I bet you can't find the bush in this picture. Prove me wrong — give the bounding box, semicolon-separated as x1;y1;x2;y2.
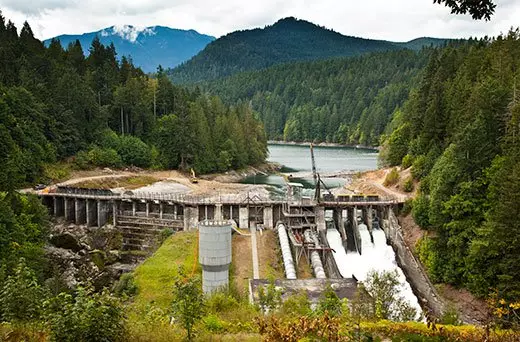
117;136;152;168
402;154;414;169
45;286;126;342
384;168;400;186
401;199;413;216
279;291;311;316
0;259;46;322
203;314;225;333
412;195;430;228
87;147;122;168
402;177;414;192
113;273;138;298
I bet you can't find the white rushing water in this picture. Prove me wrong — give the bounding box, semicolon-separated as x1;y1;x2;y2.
327;224;422;319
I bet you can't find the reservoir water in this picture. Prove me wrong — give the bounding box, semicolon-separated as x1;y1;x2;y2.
242;143;378;192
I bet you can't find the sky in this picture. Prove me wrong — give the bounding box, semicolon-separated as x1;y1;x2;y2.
0;0;518;42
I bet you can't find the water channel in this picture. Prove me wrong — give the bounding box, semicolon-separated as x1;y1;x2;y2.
244;143;422;319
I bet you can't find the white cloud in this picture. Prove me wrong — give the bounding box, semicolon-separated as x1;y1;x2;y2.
0;0;518;41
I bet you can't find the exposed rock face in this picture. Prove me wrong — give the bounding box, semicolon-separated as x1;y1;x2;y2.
46;218;142;290
50;232;82;252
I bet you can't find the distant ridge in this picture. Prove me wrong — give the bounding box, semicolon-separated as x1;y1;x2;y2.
45;25;215;73
169;17;450;83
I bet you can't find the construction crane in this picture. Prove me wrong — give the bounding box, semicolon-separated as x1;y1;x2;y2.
309;144;334;202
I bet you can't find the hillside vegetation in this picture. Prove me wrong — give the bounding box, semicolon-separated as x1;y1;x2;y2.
381;30;520;321
0;14;267;191
169;17;446;84
203;49;433;145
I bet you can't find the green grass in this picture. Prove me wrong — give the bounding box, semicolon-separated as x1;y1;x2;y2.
132;231;201;311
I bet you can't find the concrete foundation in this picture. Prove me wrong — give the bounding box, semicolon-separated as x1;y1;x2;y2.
86;199;97;227
75;199;86;225
239;207;249;229
315;207;326;231
263;206;273;229
97;200;108;227
64;198;75;222
214;204;223;221
184;206;199;230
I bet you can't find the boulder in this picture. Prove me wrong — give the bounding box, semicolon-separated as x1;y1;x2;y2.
50;232;82;252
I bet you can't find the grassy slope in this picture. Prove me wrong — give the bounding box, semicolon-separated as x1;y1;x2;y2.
132;231;201;310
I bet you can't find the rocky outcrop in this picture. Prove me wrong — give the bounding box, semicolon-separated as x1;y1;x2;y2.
45;218;142;290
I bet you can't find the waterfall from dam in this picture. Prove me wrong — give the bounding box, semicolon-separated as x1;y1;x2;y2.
327;223;422;319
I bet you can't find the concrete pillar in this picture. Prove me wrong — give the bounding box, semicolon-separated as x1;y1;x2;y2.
97;200;108;227
146;202;150;217
239;206;249;229
132;201;136;216
204;205;208;220
183;206;199;231
334;208;345;240
367;206;373;231
54;196;64;217
160;203;164;219
174;205;178;219
263;206;273;229
112;201;117;226
86;200;96;227
315;206;326;231
64;198;75;222
75;198;86;225
214;204;223;221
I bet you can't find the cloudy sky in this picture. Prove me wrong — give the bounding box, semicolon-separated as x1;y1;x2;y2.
0;0;518;41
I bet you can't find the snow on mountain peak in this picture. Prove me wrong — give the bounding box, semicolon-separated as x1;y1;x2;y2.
100;25;156;43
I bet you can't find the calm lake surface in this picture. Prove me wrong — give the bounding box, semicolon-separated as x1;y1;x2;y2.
242;143;379;192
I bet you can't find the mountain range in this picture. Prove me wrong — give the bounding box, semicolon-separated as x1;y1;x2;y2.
45;25;215;73
45;17;450;79
169;17;450;83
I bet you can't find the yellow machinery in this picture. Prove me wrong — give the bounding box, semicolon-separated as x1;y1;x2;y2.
190;168;199;184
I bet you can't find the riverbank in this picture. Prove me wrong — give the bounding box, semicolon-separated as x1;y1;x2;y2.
268;140;380;151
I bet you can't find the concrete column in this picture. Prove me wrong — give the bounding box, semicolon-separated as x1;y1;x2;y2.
160;203;164;219
64;198;75;222
204;205;208;220
132;201;136;216
75;198;86;225
334;208;345;240
97;200;108;227
86;200;96;227
263;206;273;229
146;202;150;217
174;205;178;219
239;206;249;229
112;201;117;226
54;196;64;217
183;206;199;231
214;204;223;221
315;206;326;231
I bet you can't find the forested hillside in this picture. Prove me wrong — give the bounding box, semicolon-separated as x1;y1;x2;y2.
381;30;520;311
0;14;267;191
203;49;434;145
169;17;409;83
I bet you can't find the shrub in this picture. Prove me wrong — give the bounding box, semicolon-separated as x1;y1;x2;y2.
402;154;414;169
45;286;126;342
203;314;225;333
0;259;46;322
279;291;312;316
117;136;152;168
384;168;400;187
403;177;414;192
315;285;344;317
113;273;138;298
87;147;122;168
171;267;205;341
257;280;282;314
412;195;430;228
401;199;413;216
